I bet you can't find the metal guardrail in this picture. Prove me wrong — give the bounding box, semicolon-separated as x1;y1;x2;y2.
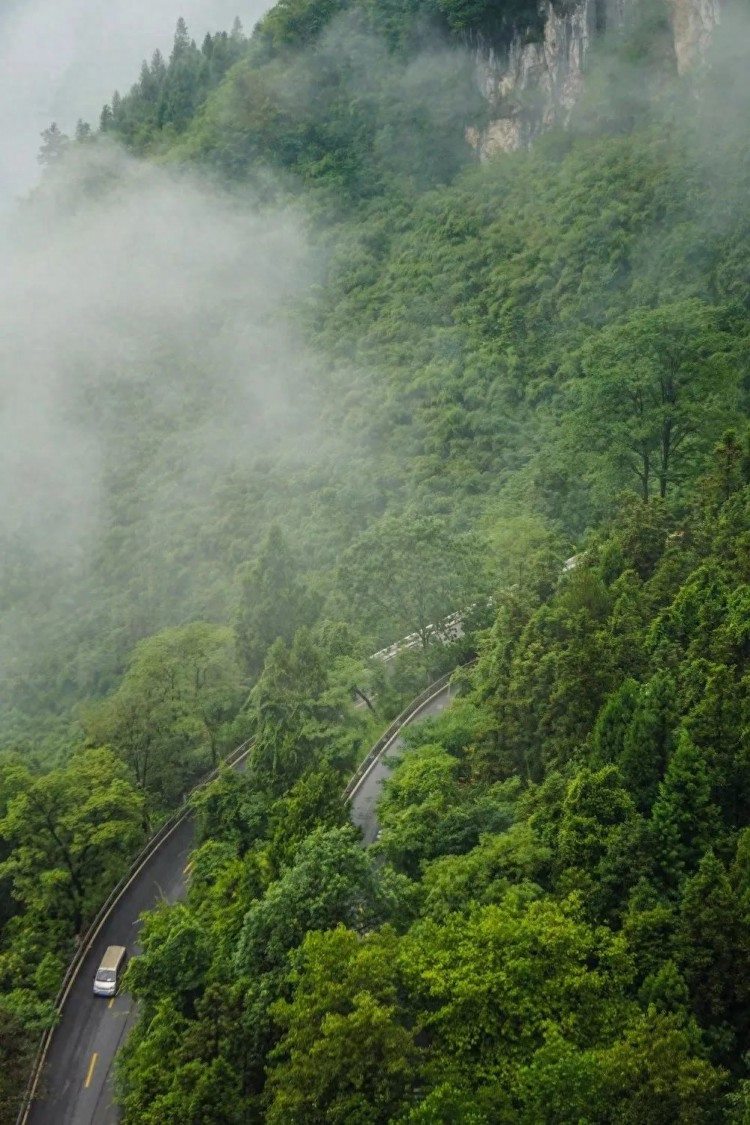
15;738;255;1125
17;663;467;1124
342;671;455;800
371;612;464;663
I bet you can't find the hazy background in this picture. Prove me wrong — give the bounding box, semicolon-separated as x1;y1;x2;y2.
0;0;270;219
0;140;319;729
0;0;490;746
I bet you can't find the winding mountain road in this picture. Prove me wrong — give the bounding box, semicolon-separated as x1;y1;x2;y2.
24;679;456;1125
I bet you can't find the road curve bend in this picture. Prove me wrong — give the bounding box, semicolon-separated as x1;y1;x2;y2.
24;677;457;1125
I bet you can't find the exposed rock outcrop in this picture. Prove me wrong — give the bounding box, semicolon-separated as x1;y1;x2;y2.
669;0;721;72
470;0;722;158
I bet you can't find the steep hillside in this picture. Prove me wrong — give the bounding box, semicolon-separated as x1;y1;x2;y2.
1;0;745;752
117;459;750;1123
2;2;750;1118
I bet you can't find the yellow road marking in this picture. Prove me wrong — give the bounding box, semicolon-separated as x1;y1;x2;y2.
183;860;194;876
84;1052;98;1089
108;997;115;1010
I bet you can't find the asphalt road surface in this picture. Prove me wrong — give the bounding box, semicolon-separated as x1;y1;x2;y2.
28;815;194;1125
27;679;456;1125
349;680;457;844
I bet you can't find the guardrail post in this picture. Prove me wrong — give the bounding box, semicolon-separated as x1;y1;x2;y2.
16;669;466;1124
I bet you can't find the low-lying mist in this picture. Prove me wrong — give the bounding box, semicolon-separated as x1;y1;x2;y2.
0;0;268;218
6;0;750;752
0;143;318;733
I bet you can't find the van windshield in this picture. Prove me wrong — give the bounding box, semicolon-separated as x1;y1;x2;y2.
96;970;116;982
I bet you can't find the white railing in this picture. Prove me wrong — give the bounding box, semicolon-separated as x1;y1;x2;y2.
16;660;468;1124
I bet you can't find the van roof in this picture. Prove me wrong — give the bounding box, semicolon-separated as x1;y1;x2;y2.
98;945;126;971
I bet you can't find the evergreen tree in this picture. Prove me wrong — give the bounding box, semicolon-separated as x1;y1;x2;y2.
250;628;356;793
235;525;318;680
110;90;123;127
620;671;676;812
558;765;636;874
37;123;69;166
700;429;748;509
676;850;749;1034
557;764;646;919
151;49;167;85
683;664;745;825
591;677;639;765
621;879;676;984
74;120;92;143
651;730;720;890
171;17;192;62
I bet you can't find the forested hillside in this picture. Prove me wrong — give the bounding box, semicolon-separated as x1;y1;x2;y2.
117;471;750;1121
2;0;750;1119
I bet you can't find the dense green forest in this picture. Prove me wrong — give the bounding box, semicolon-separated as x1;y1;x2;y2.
116;470;750;1121
2;0;750;1118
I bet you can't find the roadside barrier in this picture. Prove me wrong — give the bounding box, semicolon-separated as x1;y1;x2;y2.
17;660;467;1124
15;739;255;1125
343;671;455;800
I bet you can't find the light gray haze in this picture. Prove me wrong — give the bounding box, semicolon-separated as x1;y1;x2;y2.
0;0;269;218
0;136;317;722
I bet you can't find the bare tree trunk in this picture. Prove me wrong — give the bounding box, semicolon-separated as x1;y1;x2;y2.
659;416;673;498
353;686;376;715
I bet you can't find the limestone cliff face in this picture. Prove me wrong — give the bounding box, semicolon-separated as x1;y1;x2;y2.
669;0;721;72
470;0;722;158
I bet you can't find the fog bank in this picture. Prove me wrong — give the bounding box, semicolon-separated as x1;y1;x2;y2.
0;143;318;720
0;1;269;218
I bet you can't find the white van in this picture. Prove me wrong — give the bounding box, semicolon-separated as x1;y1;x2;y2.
93;945;127;997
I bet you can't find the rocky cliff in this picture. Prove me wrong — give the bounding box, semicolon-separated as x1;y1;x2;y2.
469;0;722;157
670;0;722;70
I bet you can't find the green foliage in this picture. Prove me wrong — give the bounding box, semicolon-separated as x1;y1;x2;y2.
400;893;633;1090
0;748;144;934
234;826;391;975
235;525;320;680
651;731;721;890
191;768;269;855
0;995;54;1123
337;513;487;649
255;0;351;52
101;20;248;152
0;749;144;1114
377;739;515;877
619;671;677;812
675;851;750;1036
9;2;750;1118
575;300;739;501
125;902;212;1014
267;762;349;868
419;822;547;919
12;7;750;753
267;926;419;1123
249;627;360;794
436;0;544;42
115;476;750;1121
517;1011;724;1124
84;622;243;807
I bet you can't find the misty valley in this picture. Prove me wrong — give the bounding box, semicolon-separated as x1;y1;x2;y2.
3;0;750;1122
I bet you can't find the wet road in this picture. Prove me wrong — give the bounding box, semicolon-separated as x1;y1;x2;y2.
349;680;457;844
26;680;456;1124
